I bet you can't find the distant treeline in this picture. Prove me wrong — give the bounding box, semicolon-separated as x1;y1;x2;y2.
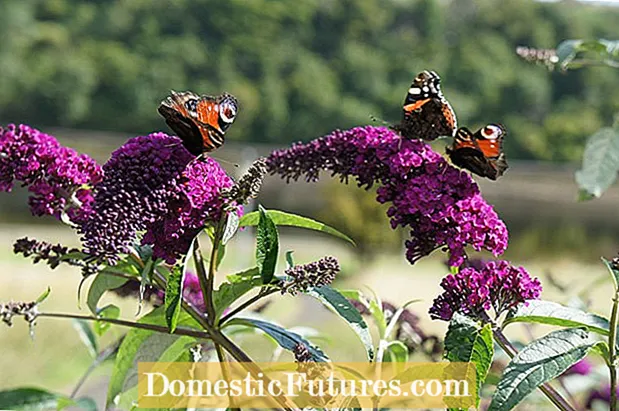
0;0;618;161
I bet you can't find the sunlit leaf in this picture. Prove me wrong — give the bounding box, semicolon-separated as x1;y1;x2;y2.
255;205;279;284
308;286;374;360
87;274;129;315
240;209;355;246
575;127;619;199
212;267;262;319
489;328;596;411
444;314;494;408
227;317;329;361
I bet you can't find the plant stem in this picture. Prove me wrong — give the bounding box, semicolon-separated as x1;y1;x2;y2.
492;327;576;411
206;217;226;322
608;287;619;411
214;343;239;410
139;251;297;410
219;287;278;325
38;312;212;340
192;237;210;316
70;339;122;399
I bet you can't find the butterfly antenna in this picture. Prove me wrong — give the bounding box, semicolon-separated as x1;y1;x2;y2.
369;114;390;126
210;155;239;168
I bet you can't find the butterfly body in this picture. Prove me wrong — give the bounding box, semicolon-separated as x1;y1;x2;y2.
392;70;457;141
447;124;508;180
158;90;238;155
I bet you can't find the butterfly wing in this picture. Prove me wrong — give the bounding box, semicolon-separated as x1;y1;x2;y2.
447;124;508;180
394;71;457;141
158;91;205;155
158;91;239;155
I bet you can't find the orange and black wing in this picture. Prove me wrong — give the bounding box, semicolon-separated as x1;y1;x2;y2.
158;90;239;155
392;70;457;141
447;124;508;180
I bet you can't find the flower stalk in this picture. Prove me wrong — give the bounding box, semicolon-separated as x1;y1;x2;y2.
489;319;576;411
608;287;619;411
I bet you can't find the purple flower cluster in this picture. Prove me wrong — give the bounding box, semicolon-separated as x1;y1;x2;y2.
80;133;236;264
429;260;542;321
0;124;102;223
282;256;340;295
267;126;508;265
143;158;235;263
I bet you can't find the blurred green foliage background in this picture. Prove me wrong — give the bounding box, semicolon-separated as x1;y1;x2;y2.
1;0;618;161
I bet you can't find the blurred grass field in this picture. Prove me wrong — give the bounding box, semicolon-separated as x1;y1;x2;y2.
0;222;614;404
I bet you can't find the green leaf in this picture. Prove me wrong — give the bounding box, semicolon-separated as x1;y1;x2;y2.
164;265;186;333
107;307;201;408
255;205;279;284
240;209;355;246
0;388;76;411
87;273;129;315
35;287;51;304
444;314;494;408
505;300;610;336
556;39;582;66
285;250;295;269
212;267;262;319
602;257;619;290
575;126;619;199
489;328;596;411
72;319;99;358
222;211;240;245
384;340;409;364
227;317;329;361
94;304;120;336
307;286;374;361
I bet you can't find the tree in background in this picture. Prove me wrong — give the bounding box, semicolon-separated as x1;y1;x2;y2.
0;0;618;161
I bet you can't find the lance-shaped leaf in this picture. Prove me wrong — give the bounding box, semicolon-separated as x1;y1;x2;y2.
255;205;279;284
227;317;329;361
240;209;355;245
505;300;610;336
212;267;262;319
575;126;619;199
602;257;619;289
489;328;596;411
444;314;494;408
106;307;201;408
308;286;374;361
87;273;129;315
0;388;95;411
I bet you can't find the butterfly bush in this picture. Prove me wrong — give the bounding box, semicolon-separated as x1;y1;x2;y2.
429;260;542;321
80;133;237;264
0;124;102;224
267;126;508;265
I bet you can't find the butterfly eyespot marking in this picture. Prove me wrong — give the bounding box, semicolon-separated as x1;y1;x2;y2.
219;100;237;123
185;99;198;112
482;125;502;139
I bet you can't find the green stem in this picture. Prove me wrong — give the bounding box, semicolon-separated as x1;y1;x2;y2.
206;217;226;322
144;254;297;410
38;312;211;340
219;287;278;325
492;326;576;411
214;343;239;409
193;237;210;318
609;288;619;411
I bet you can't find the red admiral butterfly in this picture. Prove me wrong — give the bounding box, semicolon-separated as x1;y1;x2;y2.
158;90;238;156
392;70;457;141
446;124;508;180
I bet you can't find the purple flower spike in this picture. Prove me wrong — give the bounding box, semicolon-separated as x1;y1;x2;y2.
143;156;236;263
429;260;542;321
0;124;102;223
81;133;237;264
267;126;508;265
